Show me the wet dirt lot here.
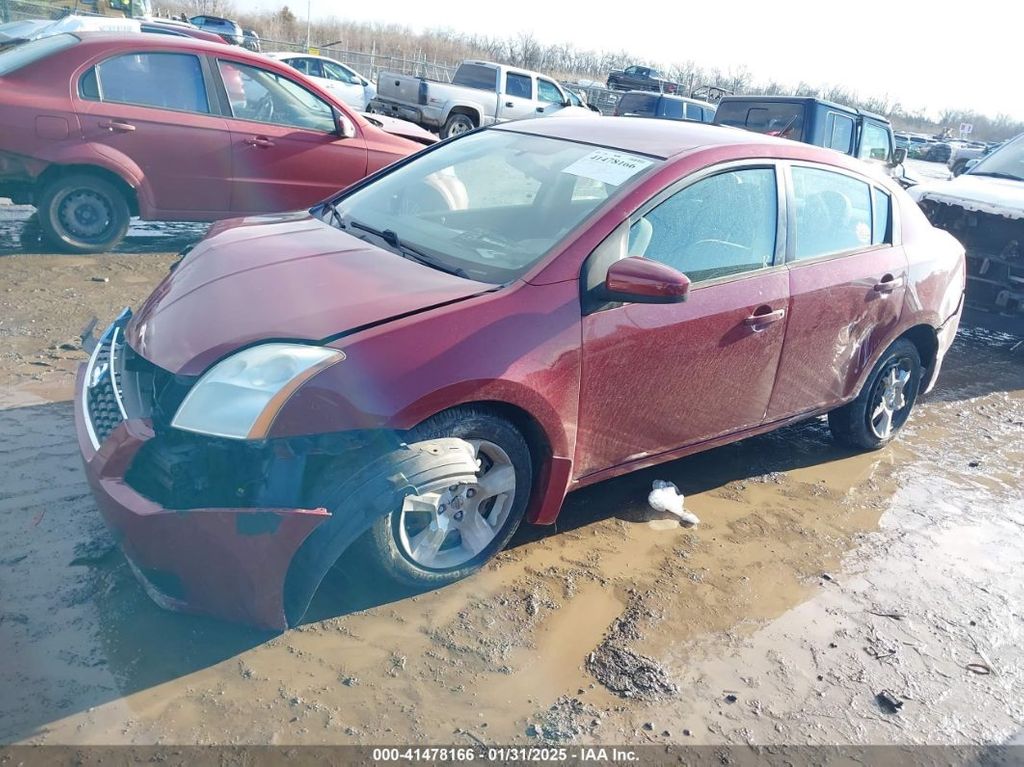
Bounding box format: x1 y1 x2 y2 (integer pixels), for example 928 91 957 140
1 180 1023 747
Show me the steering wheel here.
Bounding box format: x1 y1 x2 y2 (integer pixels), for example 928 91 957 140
255 94 274 122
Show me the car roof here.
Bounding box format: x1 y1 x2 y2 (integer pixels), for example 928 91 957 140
68 31 256 55
717 95 890 124
495 116 812 160
620 90 715 108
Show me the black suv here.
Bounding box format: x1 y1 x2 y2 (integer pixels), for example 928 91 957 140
188 15 243 45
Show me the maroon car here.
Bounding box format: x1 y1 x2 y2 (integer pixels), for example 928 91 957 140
74 118 965 629
0 33 433 253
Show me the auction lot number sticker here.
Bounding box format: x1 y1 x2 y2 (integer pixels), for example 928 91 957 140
562 149 653 186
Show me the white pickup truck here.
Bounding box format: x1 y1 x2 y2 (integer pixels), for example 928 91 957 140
367 60 597 139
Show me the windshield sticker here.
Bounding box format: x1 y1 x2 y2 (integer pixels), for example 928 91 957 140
563 149 653 186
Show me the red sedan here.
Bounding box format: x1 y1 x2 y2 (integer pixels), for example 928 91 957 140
0 33 432 252
74 118 965 628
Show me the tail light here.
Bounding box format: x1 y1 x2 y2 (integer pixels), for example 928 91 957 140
418 79 428 106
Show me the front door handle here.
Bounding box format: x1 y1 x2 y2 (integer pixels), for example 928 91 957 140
504 101 514 108
744 306 786 331
873 274 904 293
244 136 275 148
99 120 136 133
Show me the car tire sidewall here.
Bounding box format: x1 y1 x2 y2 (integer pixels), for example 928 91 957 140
38 174 130 254
364 410 532 589
442 114 475 140
829 338 922 450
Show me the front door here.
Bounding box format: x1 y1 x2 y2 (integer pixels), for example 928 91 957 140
576 165 790 478
76 51 232 216
767 165 907 418
216 59 368 213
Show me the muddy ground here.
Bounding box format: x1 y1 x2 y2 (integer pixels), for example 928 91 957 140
1 167 1023 747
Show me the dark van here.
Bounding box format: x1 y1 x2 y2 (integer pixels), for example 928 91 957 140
614 91 716 123
713 96 907 175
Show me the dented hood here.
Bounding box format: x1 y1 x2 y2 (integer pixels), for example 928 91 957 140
125 213 492 376
910 173 1024 219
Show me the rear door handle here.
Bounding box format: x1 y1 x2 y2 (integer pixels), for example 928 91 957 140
744 306 786 331
873 274 904 293
244 136 275 148
98 120 135 133
504 101 514 108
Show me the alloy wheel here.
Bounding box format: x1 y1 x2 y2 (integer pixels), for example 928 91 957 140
396 439 516 570
868 359 913 439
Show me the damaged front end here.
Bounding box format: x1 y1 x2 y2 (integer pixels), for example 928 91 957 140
917 199 1024 331
74 311 409 630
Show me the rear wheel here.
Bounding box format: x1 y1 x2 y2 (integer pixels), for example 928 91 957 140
442 113 475 139
349 408 532 589
828 338 922 450
37 174 130 253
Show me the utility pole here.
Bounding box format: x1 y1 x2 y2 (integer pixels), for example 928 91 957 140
305 0 311 51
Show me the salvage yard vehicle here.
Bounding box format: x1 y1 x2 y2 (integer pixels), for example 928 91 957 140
268 51 375 111
0 33 433 253
187 14 243 45
909 133 1024 332
74 118 965 629
614 91 716 122
713 96 908 182
368 60 597 139
606 64 678 94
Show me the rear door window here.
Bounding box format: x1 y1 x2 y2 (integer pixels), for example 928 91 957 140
505 72 532 99
82 52 209 114
634 167 779 283
684 102 704 121
825 112 854 153
791 166 874 260
288 57 322 78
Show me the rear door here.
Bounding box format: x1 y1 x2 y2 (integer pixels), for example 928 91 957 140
577 164 789 477
215 58 368 213
767 164 906 419
498 71 535 121
75 50 232 217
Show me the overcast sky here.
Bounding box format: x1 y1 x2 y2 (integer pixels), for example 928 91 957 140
244 0 1019 121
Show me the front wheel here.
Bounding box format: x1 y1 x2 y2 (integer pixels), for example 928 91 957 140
828 338 922 450
37 174 130 253
441 113 476 139
351 407 532 589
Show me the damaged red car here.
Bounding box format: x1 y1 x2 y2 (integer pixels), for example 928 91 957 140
74 118 966 629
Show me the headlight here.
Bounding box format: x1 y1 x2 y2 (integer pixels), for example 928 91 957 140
171 343 344 440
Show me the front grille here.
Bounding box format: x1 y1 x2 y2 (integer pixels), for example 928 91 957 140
84 329 128 446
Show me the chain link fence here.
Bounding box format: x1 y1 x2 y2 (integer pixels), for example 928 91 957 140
258 38 457 83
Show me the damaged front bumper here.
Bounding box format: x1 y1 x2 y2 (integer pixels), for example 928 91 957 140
74 312 331 630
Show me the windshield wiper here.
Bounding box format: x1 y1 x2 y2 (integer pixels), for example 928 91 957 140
347 220 471 279
969 171 1024 182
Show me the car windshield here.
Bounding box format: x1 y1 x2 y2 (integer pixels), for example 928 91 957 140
968 135 1024 182
326 130 660 284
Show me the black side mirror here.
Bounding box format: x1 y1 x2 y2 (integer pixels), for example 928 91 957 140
892 147 908 166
